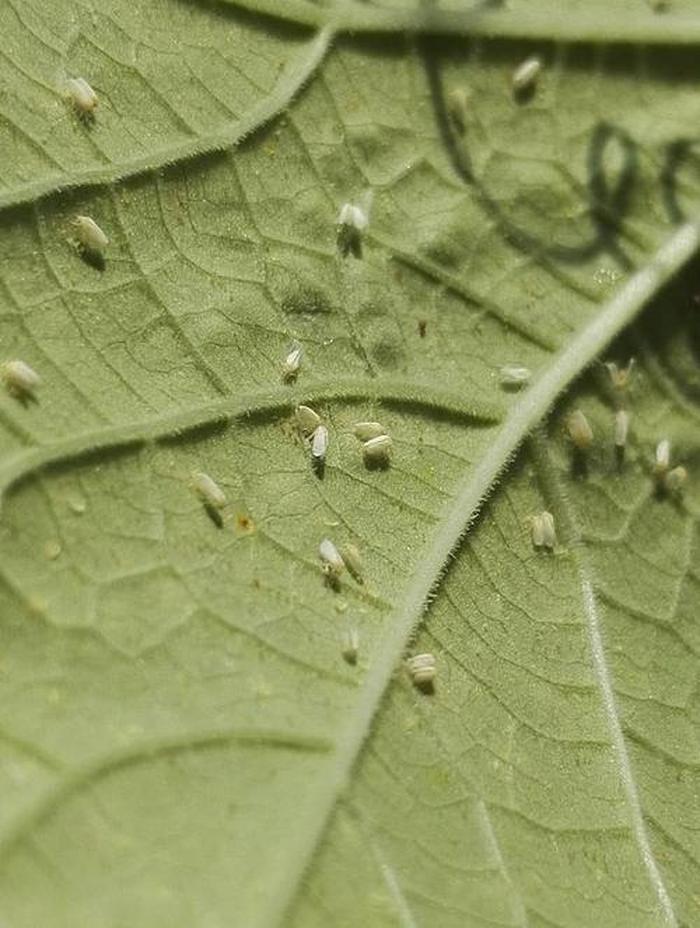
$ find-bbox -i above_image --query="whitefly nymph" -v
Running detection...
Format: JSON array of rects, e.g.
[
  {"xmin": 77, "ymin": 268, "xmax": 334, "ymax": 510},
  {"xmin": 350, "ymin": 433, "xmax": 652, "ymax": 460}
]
[
  {"xmin": 353, "ymin": 421, "xmax": 386, "ymax": 442},
  {"xmin": 296, "ymin": 404, "xmax": 321, "ymax": 436},
  {"xmin": 531, "ymin": 511, "xmax": 556, "ymax": 550},
  {"xmin": 407, "ymin": 653, "xmax": 436, "ymax": 689},
  {"xmin": 447, "ymin": 86, "xmax": 471, "ymax": 133},
  {"xmin": 362, "ymin": 434, "xmax": 392, "ymax": 465},
  {"xmin": 281, "ymin": 341, "xmax": 303, "ymax": 382},
  {"xmin": 319, "ymin": 538, "xmax": 344, "ymax": 581},
  {"xmin": 192, "ymin": 471, "xmax": 227, "ymax": 510},
  {"xmin": 567, "ymin": 409, "xmax": 594, "ymax": 450},
  {"xmin": 512, "ymin": 56, "xmax": 543, "ymax": 96},
  {"xmin": 1, "ymin": 359, "xmax": 41, "ymax": 397},
  {"xmin": 665, "ymin": 466, "xmax": 687, "ymax": 494},
  {"xmin": 500, "ymin": 365, "xmax": 531, "ymax": 388},
  {"xmin": 72, "ymin": 215, "xmax": 109, "ymax": 254},
  {"xmin": 339, "ymin": 543, "xmax": 363, "ymax": 584},
  {"xmin": 64, "ymin": 76, "xmax": 98, "ymax": 117}
]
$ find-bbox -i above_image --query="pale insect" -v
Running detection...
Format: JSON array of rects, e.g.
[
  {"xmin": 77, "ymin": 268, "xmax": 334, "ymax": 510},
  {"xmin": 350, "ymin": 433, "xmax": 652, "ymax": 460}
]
[
  {"xmin": 192, "ymin": 471, "xmax": 227, "ymax": 509},
  {"xmin": 337, "ymin": 193, "xmax": 372, "ymax": 259},
  {"xmin": 341, "ymin": 628, "xmax": 359, "ymax": 665},
  {"xmin": 512, "ymin": 56, "xmax": 543, "ymax": 95},
  {"xmin": 447, "ymin": 86, "xmax": 471, "ymax": 134},
  {"xmin": 353, "ymin": 421, "xmax": 386, "ymax": 441},
  {"xmin": 281, "ymin": 340, "xmax": 303, "ymax": 382},
  {"xmin": 606, "ymin": 358, "xmax": 635, "ymax": 390},
  {"xmin": 72, "ymin": 215, "xmax": 109, "ymax": 253},
  {"xmin": 406, "ymin": 653, "xmax": 436, "ymax": 689},
  {"xmin": 664, "ymin": 466, "xmax": 687, "ymax": 493},
  {"xmin": 339, "ymin": 543, "xmax": 363, "ymax": 584},
  {"xmin": 319, "ymin": 538, "xmax": 345, "ymax": 582},
  {"xmin": 567, "ymin": 409, "xmax": 594, "ymax": 450},
  {"xmin": 295, "ymin": 404, "xmax": 321, "ymax": 435},
  {"xmin": 531, "ymin": 511, "xmax": 556, "ymax": 549},
  {"xmin": 500, "ymin": 365, "xmax": 531, "ymax": 388},
  {"xmin": 362, "ymin": 434, "xmax": 393, "ymax": 465},
  {"xmin": 654, "ymin": 439, "xmax": 671, "ymax": 476},
  {"xmin": 1, "ymin": 359, "xmax": 40, "ymax": 397},
  {"xmin": 64, "ymin": 77, "xmax": 98, "ymax": 117},
  {"xmin": 614, "ymin": 409, "xmax": 630, "ymax": 448},
  {"xmin": 311, "ymin": 425, "xmax": 329, "ymax": 463}
]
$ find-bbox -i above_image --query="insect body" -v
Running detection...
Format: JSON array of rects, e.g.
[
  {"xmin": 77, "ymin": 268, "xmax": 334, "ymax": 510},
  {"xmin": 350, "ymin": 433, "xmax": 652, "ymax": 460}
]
[
  {"xmin": 500, "ymin": 365, "xmax": 531, "ymax": 388},
  {"xmin": 614, "ymin": 410, "xmax": 630, "ymax": 448},
  {"xmin": 341, "ymin": 628, "xmax": 359, "ymax": 665},
  {"xmin": 1, "ymin": 359, "xmax": 40, "ymax": 397},
  {"xmin": 567, "ymin": 410, "xmax": 594, "ymax": 450},
  {"xmin": 192, "ymin": 471, "xmax": 227, "ymax": 509},
  {"xmin": 665, "ymin": 466, "xmax": 687, "ymax": 493},
  {"xmin": 281, "ymin": 341, "xmax": 303, "ymax": 382},
  {"xmin": 606, "ymin": 358, "xmax": 635, "ymax": 391},
  {"xmin": 296, "ymin": 404, "xmax": 321, "ymax": 435},
  {"xmin": 353, "ymin": 421, "xmax": 386, "ymax": 441},
  {"xmin": 319, "ymin": 538, "xmax": 345, "ymax": 584},
  {"xmin": 407, "ymin": 653, "xmax": 436, "ymax": 690},
  {"xmin": 65, "ymin": 77, "xmax": 98, "ymax": 118},
  {"xmin": 337, "ymin": 201, "xmax": 369, "ymax": 258},
  {"xmin": 512, "ymin": 56, "xmax": 542, "ymax": 98},
  {"xmin": 654, "ymin": 439, "xmax": 671, "ymax": 476},
  {"xmin": 447, "ymin": 86, "xmax": 471, "ymax": 133},
  {"xmin": 362, "ymin": 434, "xmax": 392, "ymax": 466},
  {"xmin": 311, "ymin": 424, "xmax": 329, "ymax": 470},
  {"xmin": 72, "ymin": 215, "xmax": 109, "ymax": 254},
  {"xmin": 339, "ymin": 543, "xmax": 363, "ymax": 584},
  {"xmin": 531, "ymin": 511, "xmax": 556, "ymax": 550}
]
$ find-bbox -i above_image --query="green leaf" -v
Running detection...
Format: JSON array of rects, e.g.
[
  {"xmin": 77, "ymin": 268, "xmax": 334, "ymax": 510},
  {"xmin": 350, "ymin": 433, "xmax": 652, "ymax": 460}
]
[{"xmin": 0, "ymin": 2, "xmax": 699, "ymax": 926}]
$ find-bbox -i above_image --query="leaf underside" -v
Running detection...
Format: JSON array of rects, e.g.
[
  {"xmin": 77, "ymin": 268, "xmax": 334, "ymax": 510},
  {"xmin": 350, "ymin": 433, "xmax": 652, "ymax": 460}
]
[{"xmin": 0, "ymin": 2, "xmax": 699, "ymax": 927}]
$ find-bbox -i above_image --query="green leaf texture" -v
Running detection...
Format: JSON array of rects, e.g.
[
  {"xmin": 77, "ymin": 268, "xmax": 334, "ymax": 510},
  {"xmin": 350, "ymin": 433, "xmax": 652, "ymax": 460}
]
[{"xmin": 0, "ymin": 2, "xmax": 699, "ymax": 926}]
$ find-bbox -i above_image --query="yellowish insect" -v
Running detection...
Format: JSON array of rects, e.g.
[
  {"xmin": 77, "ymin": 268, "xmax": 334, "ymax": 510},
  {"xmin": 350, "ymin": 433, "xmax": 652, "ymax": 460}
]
[
  {"xmin": 319, "ymin": 538, "xmax": 344, "ymax": 581},
  {"xmin": 512, "ymin": 56, "xmax": 543, "ymax": 96},
  {"xmin": 191, "ymin": 471, "xmax": 227, "ymax": 509},
  {"xmin": 339, "ymin": 543, "xmax": 363, "ymax": 584},
  {"xmin": 567, "ymin": 410, "xmax": 594, "ymax": 450},
  {"xmin": 500, "ymin": 365, "xmax": 531, "ymax": 388},
  {"xmin": 362, "ymin": 434, "xmax": 393, "ymax": 466},
  {"xmin": 281, "ymin": 341, "xmax": 303, "ymax": 382},
  {"xmin": 531, "ymin": 511, "xmax": 556, "ymax": 550},
  {"xmin": 447, "ymin": 86, "xmax": 471, "ymax": 133},
  {"xmin": 341, "ymin": 628, "xmax": 359, "ymax": 665},
  {"xmin": 1, "ymin": 359, "xmax": 40, "ymax": 397},
  {"xmin": 65, "ymin": 77, "xmax": 98, "ymax": 117},
  {"xmin": 72, "ymin": 215, "xmax": 109, "ymax": 254},
  {"xmin": 614, "ymin": 409, "xmax": 630, "ymax": 449},
  {"xmin": 295, "ymin": 404, "xmax": 321, "ymax": 435},
  {"xmin": 406, "ymin": 653, "xmax": 436, "ymax": 689},
  {"xmin": 606, "ymin": 358, "xmax": 635, "ymax": 390},
  {"xmin": 352, "ymin": 421, "xmax": 386, "ymax": 441},
  {"xmin": 664, "ymin": 466, "xmax": 687, "ymax": 493}
]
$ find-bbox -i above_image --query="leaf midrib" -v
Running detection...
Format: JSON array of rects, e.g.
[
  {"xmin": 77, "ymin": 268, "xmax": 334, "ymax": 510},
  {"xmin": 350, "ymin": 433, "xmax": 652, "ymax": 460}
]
[{"xmin": 263, "ymin": 219, "xmax": 700, "ymax": 928}]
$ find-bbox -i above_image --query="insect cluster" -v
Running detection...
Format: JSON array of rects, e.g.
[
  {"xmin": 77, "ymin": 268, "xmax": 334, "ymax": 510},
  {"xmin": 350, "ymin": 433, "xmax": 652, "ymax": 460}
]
[{"xmin": 528, "ymin": 357, "xmax": 690, "ymax": 554}]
